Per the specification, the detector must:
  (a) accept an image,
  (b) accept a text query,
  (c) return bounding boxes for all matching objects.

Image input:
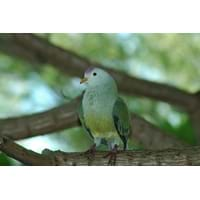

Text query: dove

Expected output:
[78,67,131,164]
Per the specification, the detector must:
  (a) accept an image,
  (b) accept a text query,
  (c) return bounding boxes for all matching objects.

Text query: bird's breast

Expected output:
[82,89,117,138]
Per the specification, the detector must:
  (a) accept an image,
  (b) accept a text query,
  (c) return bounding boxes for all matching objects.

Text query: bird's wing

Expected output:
[78,98,94,140]
[112,97,131,150]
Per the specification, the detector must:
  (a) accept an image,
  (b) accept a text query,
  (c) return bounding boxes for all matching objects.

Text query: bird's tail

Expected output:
[122,137,128,150]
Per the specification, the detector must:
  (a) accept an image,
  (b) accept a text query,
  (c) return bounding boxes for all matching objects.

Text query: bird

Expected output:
[78,67,131,164]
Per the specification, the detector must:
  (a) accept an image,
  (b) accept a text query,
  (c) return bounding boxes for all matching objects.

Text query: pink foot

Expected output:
[104,144,119,166]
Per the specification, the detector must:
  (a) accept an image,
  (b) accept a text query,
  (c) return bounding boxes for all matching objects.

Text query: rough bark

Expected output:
[0,98,80,140]
[0,98,185,150]
[0,137,199,166]
[0,137,53,165]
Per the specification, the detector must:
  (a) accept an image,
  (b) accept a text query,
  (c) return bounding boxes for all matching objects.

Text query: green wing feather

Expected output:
[112,97,131,150]
[78,99,94,140]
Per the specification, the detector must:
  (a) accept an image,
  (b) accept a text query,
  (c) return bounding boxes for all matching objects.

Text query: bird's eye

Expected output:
[93,72,97,76]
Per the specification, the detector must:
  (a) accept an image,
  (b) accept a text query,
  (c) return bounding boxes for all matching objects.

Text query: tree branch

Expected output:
[0,137,199,166]
[0,97,185,150]
[0,98,80,140]
[0,137,53,165]
[0,34,198,111]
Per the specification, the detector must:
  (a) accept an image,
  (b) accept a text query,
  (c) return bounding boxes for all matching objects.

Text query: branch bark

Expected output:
[0,137,53,165]
[0,137,198,166]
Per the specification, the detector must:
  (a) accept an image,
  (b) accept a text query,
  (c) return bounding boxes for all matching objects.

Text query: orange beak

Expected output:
[80,77,88,84]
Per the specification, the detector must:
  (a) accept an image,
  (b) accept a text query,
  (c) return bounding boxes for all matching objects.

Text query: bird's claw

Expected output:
[104,145,119,166]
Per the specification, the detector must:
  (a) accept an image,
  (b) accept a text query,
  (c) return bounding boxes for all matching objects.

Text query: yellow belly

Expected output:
[85,113,117,138]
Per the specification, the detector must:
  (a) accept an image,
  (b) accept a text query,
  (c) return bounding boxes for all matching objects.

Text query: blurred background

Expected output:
[0,33,199,165]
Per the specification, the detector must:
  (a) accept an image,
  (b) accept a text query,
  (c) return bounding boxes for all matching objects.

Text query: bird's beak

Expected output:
[80,77,88,84]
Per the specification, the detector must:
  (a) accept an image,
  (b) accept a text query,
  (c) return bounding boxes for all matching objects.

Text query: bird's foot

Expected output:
[83,144,96,160]
[104,144,119,166]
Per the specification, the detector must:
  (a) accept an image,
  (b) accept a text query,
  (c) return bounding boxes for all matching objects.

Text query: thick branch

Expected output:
[0,34,198,111]
[0,137,53,165]
[0,137,199,166]
[0,98,80,140]
[0,98,185,150]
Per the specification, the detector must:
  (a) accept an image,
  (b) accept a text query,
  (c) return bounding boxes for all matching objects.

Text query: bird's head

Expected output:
[80,67,117,90]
